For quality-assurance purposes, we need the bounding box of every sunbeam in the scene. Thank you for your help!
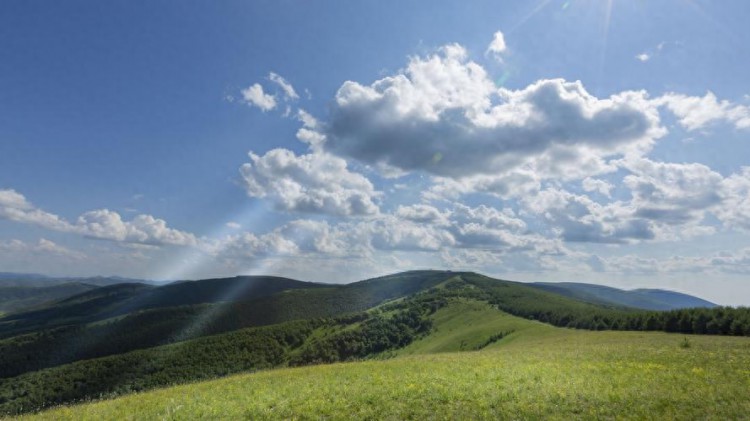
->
[596,0,615,95]
[506,0,553,35]
[154,202,272,282]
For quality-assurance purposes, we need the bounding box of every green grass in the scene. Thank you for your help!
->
[21,302,750,420]
[395,298,552,354]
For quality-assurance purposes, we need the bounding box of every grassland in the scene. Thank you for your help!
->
[22,300,750,420]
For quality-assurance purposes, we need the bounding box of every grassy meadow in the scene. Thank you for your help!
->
[20,300,750,420]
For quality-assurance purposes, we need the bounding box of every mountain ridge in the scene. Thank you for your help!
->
[530,281,716,310]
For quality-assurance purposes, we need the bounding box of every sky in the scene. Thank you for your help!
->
[2,0,750,305]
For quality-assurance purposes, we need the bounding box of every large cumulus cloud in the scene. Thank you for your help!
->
[312,44,663,182]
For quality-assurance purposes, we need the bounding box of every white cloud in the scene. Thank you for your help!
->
[368,215,456,251]
[621,158,723,226]
[635,53,650,62]
[395,204,450,225]
[0,238,85,260]
[447,203,531,249]
[207,230,299,261]
[584,247,750,276]
[486,31,507,59]
[77,210,197,246]
[0,189,75,231]
[0,189,196,246]
[207,201,550,267]
[312,44,663,186]
[241,83,277,111]
[296,109,325,148]
[582,177,614,197]
[239,149,380,216]
[225,221,241,230]
[717,167,750,230]
[655,91,750,131]
[522,188,654,244]
[269,72,299,100]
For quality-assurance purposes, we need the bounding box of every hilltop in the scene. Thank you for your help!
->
[0,270,747,418]
[530,282,717,310]
[21,298,750,420]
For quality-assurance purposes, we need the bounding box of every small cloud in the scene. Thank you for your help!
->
[486,31,507,60]
[636,41,672,63]
[297,109,318,128]
[226,221,241,230]
[241,83,277,111]
[269,72,299,100]
[582,177,614,197]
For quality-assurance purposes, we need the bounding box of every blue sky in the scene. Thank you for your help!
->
[2,0,750,305]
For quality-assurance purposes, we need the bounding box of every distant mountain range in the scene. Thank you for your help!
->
[530,282,716,310]
[0,272,154,288]
[0,273,159,314]
[0,271,717,316]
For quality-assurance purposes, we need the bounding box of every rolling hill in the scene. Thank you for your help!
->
[0,283,98,314]
[0,270,747,418]
[0,273,152,288]
[19,299,750,420]
[530,282,717,310]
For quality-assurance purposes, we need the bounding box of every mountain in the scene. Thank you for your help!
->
[529,282,717,310]
[0,275,324,339]
[0,270,746,416]
[0,271,456,379]
[0,272,154,288]
[0,282,98,314]
[631,288,718,309]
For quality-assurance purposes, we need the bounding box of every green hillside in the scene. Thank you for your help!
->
[0,289,442,414]
[531,282,717,310]
[0,283,97,314]
[0,271,455,380]
[0,276,322,338]
[23,303,750,420]
[1,271,749,419]
[394,299,552,355]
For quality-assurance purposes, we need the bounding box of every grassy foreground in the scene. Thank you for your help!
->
[20,302,750,420]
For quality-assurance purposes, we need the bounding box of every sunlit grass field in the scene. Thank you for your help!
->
[20,301,750,420]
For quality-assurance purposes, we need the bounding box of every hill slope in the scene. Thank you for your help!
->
[0,283,98,314]
[24,306,750,420]
[0,271,456,380]
[0,276,322,338]
[3,270,749,418]
[530,282,716,310]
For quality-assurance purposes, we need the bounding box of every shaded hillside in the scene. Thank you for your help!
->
[0,293,441,415]
[0,276,323,338]
[633,288,717,309]
[0,283,98,314]
[0,271,749,416]
[0,271,455,379]
[530,282,716,310]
